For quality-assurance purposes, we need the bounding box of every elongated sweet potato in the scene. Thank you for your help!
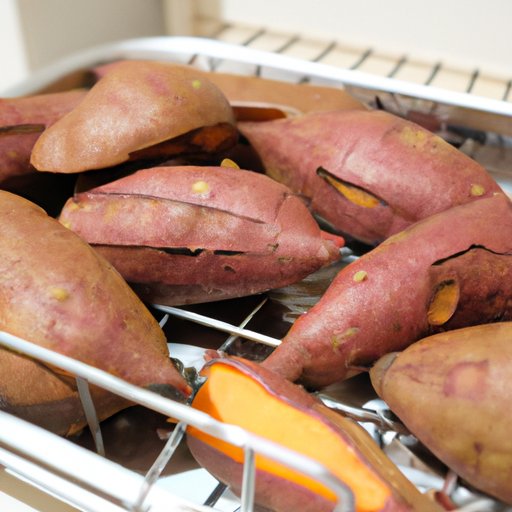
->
[59,165,343,305]
[239,109,503,245]
[262,193,512,388]
[187,357,441,512]
[0,191,190,435]
[30,61,237,173]
[370,322,512,504]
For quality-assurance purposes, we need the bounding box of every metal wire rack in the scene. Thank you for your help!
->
[2,36,512,512]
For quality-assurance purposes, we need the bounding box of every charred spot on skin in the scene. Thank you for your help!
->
[223,265,236,273]
[0,124,45,136]
[331,327,360,351]
[427,279,460,326]
[392,321,402,332]
[316,167,384,208]
[267,243,279,252]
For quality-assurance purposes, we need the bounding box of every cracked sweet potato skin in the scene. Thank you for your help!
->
[0,89,86,185]
[59,165,342,305]
[262,194,512,388]
[30,61,236,173]
[187,357,441,512]
[239,109,502,245]
[370,322,512,504]
[0,191,190,435]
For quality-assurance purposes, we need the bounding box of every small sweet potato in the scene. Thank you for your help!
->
[59,165,343,305]
[187,357,441,512]
[239,109,503,245]
[0,191,190,435]
[370,322,512,504]
[30,61,237,173]
[262,193,512,388]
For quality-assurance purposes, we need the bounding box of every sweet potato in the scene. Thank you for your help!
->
[59,165,343,305]
[0,89,86,185]
[187,357,441,512]
[30,61,237,173]
[370,322,512,504]
[239,109,503,245]
[0,191,190,435]
[262,193,512,388]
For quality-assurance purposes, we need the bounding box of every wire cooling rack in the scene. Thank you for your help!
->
[1,36,512,512]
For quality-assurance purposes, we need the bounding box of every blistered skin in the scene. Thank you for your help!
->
[370,323,512,504]
[239,109,503,245]
[262,194,512,388]
[59,165,342,305]
[31,61,236,173]
[0,191,190,435]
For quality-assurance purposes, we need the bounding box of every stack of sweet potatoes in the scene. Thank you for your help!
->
[1,57,511,511]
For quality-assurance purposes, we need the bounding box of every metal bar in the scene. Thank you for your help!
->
[350,48,372,69]
[203,481,228,507]
[76,376,105,457]
[466,69,479,93]
[152,304,281,347]
[240,447,256,512]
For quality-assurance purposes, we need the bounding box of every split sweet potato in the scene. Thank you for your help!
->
[59,164,343,305]
[370,322,512,504]
[239,109,503,245]
[30,60,237,173]
[0,191,190,436]
[262,193,512,388]
[187,357,441,512]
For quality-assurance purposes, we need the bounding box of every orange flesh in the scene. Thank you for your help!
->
[189,364,390,511]
[323,175,380,208]
[427,279,460,326]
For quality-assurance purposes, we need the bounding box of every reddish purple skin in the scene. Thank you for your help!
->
[239,110,503,245]
[262,194,512,388]
[0,90,86,184]
[59,166,342,305]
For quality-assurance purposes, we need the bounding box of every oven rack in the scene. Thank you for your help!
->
[1,35,512,512]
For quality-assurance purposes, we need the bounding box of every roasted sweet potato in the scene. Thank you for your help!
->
[187,357,441,512]
[0,191,190,435]
[370,322,512,504]
[239,109,503,245]
[0,89,86,185]
[59,165,343,305]
[262,193,512,388]
[30,61,237,173]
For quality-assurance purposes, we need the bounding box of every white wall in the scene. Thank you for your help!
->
[0,0,167,92]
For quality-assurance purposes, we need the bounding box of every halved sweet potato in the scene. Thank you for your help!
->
[370,322,512,504]
[262,193,512,388]
[0,191,190,435]
[59,165,343,305]
[187,357,441,512]
[30,61,237,173]
[239,109,502,245]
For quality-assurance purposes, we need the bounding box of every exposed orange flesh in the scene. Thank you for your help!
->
[320,172,381,208]
[427,279,460,326]
[189,364,390,512]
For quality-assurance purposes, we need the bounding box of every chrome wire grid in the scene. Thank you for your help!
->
[1,36,512,512]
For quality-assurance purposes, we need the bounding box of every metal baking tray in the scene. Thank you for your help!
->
[1,36,512,512]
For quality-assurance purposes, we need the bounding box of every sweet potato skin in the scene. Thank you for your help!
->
[0,90,85,189]
[0,191,190,435]
[30,61,236,173]
[239,109,502,245]
[370,322,512,504]
[187,357,441,512]
[59,165,342,305]
[262,194,512,388]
